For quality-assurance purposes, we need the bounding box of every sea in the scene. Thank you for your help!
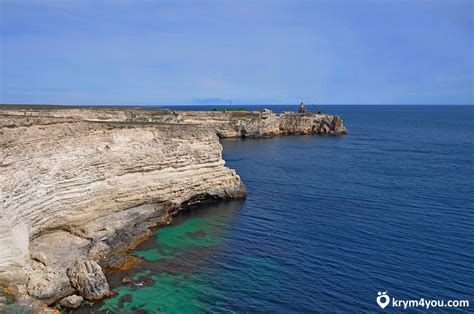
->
[77,105,473,313]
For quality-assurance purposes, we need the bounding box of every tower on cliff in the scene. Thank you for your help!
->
[298,101,307,113]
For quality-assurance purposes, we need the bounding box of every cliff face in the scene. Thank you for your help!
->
[0,114,245,307]
[172,110,347,137]
[0,106,347,137]
[0,106,346,309]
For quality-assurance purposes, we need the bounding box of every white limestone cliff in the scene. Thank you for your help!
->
[0,106,346,309]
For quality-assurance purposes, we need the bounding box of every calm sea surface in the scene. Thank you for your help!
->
[80,105,473,312]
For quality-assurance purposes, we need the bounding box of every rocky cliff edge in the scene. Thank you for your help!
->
[0,106,346,310]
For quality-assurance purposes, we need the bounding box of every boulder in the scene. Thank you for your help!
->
[59,294,83,308]
[67,260,110,300]
[27,268,75,305]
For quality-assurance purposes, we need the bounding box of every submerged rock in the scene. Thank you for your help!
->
[67,260,110,300]
[121,276,132,284]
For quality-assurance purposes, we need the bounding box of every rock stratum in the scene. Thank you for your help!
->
[0,105,346,310]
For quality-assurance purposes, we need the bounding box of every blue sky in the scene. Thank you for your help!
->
[1,0,472,105]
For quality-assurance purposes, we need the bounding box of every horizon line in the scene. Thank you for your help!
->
[1,103,473,107]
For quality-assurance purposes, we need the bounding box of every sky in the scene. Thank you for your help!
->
[0,0,473,105]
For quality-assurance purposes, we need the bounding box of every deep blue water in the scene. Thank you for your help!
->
[86,105,474,313]
[219,105,474,312]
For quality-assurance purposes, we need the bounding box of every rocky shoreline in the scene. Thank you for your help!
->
[0,105,346,312]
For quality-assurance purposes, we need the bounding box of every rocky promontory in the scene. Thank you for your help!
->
[0,105,346,311]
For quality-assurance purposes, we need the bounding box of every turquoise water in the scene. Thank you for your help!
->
[78,105,473,312]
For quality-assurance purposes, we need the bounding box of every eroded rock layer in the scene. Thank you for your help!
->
[0,106,346,309]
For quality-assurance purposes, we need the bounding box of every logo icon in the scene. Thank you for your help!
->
[377,291,390,309]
